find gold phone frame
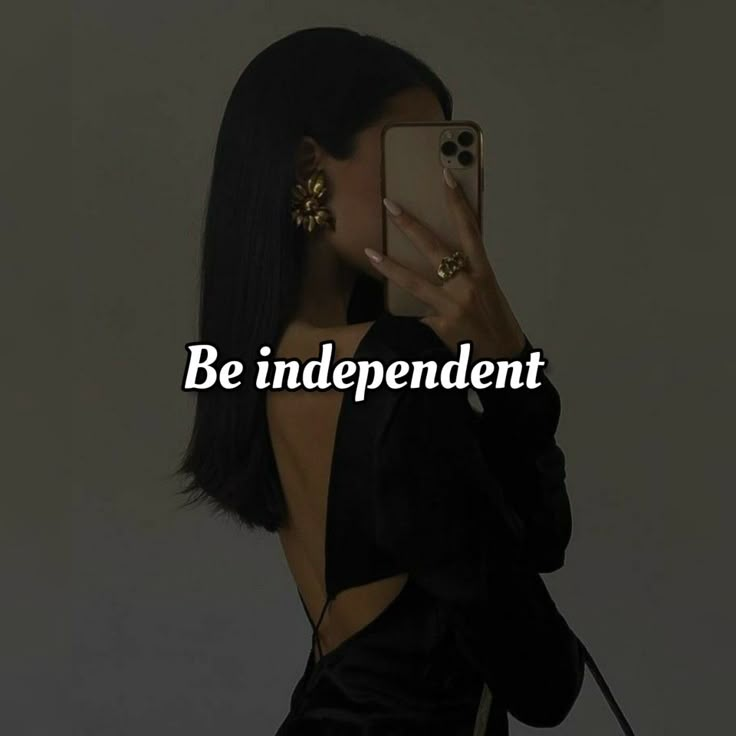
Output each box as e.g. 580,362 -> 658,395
379,119 -> 485,315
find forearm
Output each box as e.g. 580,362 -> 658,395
470,336 -> 573,571
447,557 -> 585,728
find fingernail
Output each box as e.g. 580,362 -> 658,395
443,167 -> 457,189
383,198 -> 402,216
364,247 -> 384,263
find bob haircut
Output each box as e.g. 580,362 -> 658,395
175,27 -> 453,532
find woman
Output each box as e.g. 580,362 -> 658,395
177,27 -> 585,735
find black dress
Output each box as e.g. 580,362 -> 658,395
274,313 -> 585,736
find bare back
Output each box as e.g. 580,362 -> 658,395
267,320 -> 408,663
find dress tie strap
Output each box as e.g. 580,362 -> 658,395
579,639 -> 637,735
297,590 -> 335,663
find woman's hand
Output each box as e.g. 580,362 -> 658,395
364,166 -> 527,361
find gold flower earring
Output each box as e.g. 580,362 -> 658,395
290,169 -> 335,233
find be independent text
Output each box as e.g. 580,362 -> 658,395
182,340 -> 547,403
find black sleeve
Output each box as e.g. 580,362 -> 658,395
468,334 -> 572,572
373,361 -> 585,728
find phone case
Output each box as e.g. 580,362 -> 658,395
380,120 -> 484,317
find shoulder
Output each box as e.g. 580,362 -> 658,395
278,313 -> 452,363
359,314 -> 453,364
267,321 -> 379,432
368,316 -> 483,477
275,319 -> 374,362
273,314 -> 472,442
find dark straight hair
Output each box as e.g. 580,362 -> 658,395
174,27 -> 453,532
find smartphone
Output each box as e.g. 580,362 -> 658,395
380,120 -> 483,317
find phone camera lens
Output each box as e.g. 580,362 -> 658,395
440,140 -> 458,156
457,150 -> 474,166
458,131 -> 475,147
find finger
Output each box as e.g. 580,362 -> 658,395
383,197 -> 452,270
364,248 -> 454,314
442,167 -> 488,269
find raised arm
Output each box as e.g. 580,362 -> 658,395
373,372 -> 584,727
469,334 -> 572,572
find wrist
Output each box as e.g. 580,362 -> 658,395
472,333 -> 530,363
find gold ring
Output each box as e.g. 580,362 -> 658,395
437,250 -> 468,283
